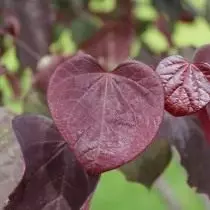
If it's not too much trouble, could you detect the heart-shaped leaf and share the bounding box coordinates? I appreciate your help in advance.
[5,114,99,210]
[79,20,133,71]
[47,52,164,174]
[156,55,210,116]
[0,108,24,209]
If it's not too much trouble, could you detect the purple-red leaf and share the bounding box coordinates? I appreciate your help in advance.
[5,114,99,210]
[156,55,210,116]
[47,53,164,174]
[80,20,133,71]
[0,108,24,209]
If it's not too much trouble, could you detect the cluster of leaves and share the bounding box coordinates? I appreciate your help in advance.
[1,0,210,209]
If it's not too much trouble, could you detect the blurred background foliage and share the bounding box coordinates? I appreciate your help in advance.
[1,0,210,209]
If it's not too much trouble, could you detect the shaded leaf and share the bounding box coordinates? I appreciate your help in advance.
[80,20,134,71]
[197,106,210,143]
[158,111,210,197]
[71,14,100,45]
[0,107,24,209]
[120,138,171,187]
[47,52,164,174]
[156,55,210,116]
[6,114,99,210]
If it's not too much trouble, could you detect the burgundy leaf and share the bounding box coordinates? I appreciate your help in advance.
[79,20,134,71]
[5,114,99,210]
[47,52,164,174]
[156,55,210,116]
[157,111,210,197]
[193,44,210,65]
[0,108,24,209]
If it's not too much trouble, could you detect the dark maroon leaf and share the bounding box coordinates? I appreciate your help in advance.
[157,111,210,197]
[5,114,99,210]
[120,138,171,187]
[47,52,164,174]
[80,20,134,71]
[156,55,210,116]
[0,108,24,209]
[193,44,210,65]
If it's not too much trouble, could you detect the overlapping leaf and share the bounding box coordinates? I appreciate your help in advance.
[156,55,210,116]
[47,52,164,174]
[5,115,99,210]
[120,138,171,187]
[0,108,24,209]
[158,111,210,197]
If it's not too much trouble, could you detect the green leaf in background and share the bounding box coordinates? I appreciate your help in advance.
[91,170,167,210]
[91,147,209,210]
[120,139,171,188]
[71,15,101,45]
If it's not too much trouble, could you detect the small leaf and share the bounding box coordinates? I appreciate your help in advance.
[47,52,164,174]
[156,55,210,116]
[0,107,24,209]
[80,20,133,71]
[6,114,99,210]
[120,138,171,187]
